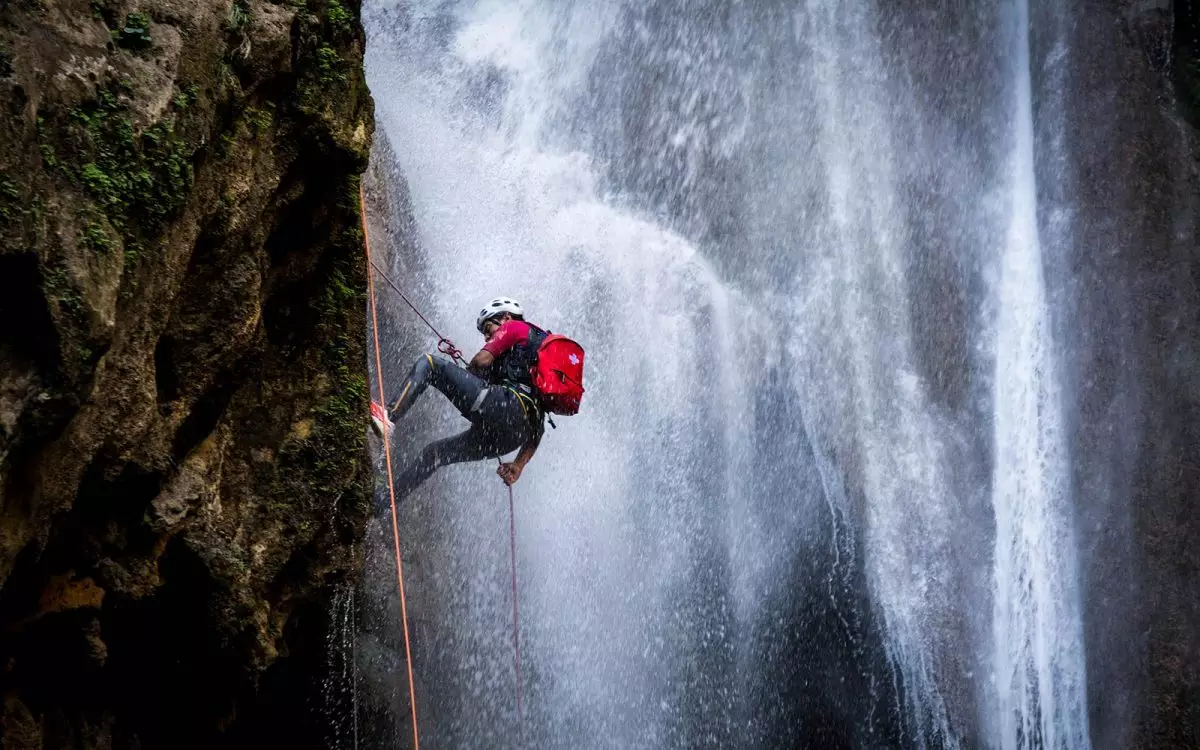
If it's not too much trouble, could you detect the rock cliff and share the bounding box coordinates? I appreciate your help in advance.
[0,0,373,746]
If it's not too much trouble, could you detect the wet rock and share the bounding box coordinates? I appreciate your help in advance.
[0,0,374,746]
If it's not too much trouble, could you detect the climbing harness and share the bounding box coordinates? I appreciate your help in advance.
[360,185,421,749]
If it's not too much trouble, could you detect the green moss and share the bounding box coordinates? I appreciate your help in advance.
[67,84,194,240]
[0,174,45,247]
[0,41,12,78]
[326,0,353,37]
[36,116,63,170]
[303,379,369,495]
[80,162,114,197]
[227,0,253,63]
[287,0,372,156]
[215,59,242,102]
[228,0,252,33]
[245,105,274,136]
[44,266,83,317]
[172,85,199,110]
[80,216,115,254]
[217,131,237,158]
[312,370,366,442]
[276,244,369,506]
[25,79,196,285]
[123,240,143,268]
[116,12,153,50]
[315,44,344,86]
[0,173,20,221]
[305,262,368,494]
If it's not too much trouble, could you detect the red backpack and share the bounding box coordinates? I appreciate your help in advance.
[530,332,585,415]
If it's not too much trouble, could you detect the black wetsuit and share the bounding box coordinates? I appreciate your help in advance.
[386,353,543,500]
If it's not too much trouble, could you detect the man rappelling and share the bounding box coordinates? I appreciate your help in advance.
[371,296,585,499]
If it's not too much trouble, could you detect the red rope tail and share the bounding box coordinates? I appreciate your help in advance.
[508,482,525,722]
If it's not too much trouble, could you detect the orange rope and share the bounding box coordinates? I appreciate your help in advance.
[359,183,421,749]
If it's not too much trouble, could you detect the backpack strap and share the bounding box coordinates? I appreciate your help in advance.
[526,324,548,351]
[496,322,546,398]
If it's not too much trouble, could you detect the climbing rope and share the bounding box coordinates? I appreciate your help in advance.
[360,182,528,740]
[508,481,525,722]
[367,258,467,365]
[359,184,421,750]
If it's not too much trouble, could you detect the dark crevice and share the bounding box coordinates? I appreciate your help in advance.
[0,457,165,626]
[100,536,233,749]
[73,458,164,530]
[1173,0,1200,126]
[153,333,181,404]
[220,595,335,750]
[8,84,27,116]
[262,270,323,353]
[0,460,170,737]
[169,362,247,460]
[0,537,55,632]
[155,210,242,407]
[264,167,334,267]
[0,253,59,375]
[261,173,342,355]
[266,539,320,605]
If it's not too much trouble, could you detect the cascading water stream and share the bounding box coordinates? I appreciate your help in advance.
[362,5,758,746]
[323,582,361,749]
[987,1,1089,747]
[351,1,1108,747]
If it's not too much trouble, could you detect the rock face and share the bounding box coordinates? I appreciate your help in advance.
[0,0,373,747]
[1079,2,1200,747]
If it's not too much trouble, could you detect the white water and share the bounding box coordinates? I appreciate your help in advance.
[367,3,760,746]
[359,1,1093,747]
[792,3,967,746]
[987,1,1089,747]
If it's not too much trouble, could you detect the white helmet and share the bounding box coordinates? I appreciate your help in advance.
[476,297,524,332]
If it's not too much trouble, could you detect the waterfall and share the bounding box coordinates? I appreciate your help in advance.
[352,1,1107,747]
[323,582,361,749]
[987,1,1089,747]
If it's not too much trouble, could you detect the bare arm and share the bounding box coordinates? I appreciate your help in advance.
[513,432,541,470]
[498,431,541,486]
[468,349,495,377]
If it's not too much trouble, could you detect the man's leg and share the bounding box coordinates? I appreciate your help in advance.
[392,425,504,501]
[388,354,489,422]
[389,389,533,502]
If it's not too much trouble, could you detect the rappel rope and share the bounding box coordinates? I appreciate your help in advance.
[360,185,421,750]
[367,258,467,365]
[504,462,526,722]
[359,184,527,737]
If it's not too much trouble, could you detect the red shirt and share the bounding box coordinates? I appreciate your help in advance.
[482,319,534,357]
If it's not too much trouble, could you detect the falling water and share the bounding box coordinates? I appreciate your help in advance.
[349,1,1109,747]
[987,1,1088,747]
[323,582,361,749]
